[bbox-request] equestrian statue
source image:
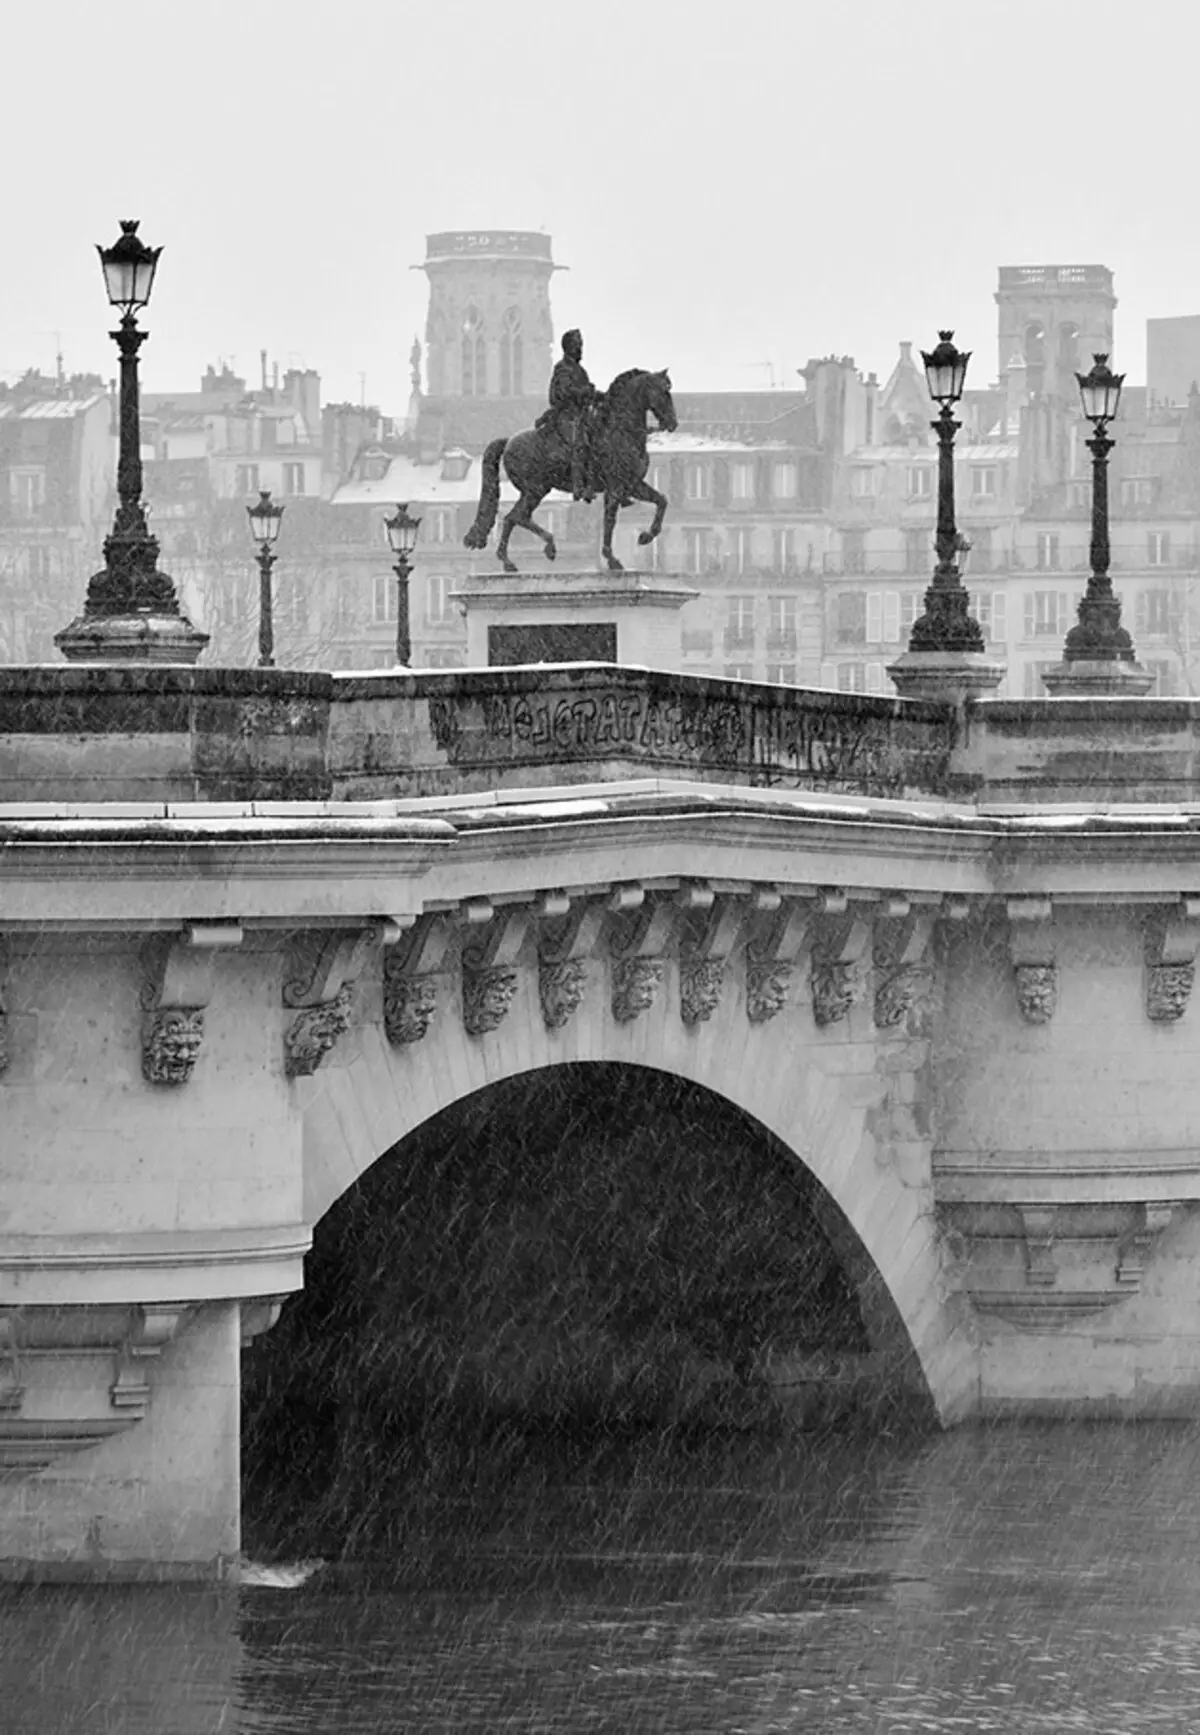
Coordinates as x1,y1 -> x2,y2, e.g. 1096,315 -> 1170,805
463,329 -> 678,573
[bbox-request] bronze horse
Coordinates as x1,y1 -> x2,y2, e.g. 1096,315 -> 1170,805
463,368 -> 678,573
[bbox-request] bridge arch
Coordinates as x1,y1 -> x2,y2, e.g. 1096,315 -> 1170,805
296,968 -> 980,1424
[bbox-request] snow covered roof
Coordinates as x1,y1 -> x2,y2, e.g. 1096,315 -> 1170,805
331,452 -> 518,507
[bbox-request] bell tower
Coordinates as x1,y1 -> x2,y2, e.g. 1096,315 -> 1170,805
995,264 -> 1116,403
995,264 -> 1116,494
418,230 -> 559,407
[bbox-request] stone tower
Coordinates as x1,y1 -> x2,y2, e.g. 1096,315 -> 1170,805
419,231 -> 558,407
995,264 -> 1116,403
996,264 -> 1116,498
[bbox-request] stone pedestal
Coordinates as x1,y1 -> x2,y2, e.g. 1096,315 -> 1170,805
1040,658 -> 1156,697
887,650 -> 1006,704
454,570 -> 698,672
55,610 -> 209,666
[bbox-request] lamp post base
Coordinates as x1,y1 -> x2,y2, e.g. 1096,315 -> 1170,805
887,650 -> 1005,704
1040,658 -> 1155,697
55,610 -> 209,666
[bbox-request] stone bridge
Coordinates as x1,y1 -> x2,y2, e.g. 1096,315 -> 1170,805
5,662 -> 1200,1579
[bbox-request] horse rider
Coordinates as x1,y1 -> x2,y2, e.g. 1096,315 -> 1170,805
536,329 -> 601,501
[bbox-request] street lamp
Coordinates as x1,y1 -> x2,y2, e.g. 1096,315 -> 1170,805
247,490 -> 285,668
1056,353 -> 1141,670
905,331 -> 986,655
383,503 -> 422,666
55,220 -> 208,663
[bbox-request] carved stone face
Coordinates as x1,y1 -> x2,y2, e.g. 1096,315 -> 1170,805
680,959 -> 724,1026
384,974 -> 441,1045
611,958 -> 664,1023
1147,961 -> 1195,1023
874,963 -> 934,1031
1014,962 -> 1057,1024
746,961 -> 792,1024
539,960 -> 587,1031
142,1009 -> 204,1086
462,966 -> 519,1036
811,960 -> 861,1028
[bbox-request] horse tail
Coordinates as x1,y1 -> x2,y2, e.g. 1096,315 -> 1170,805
463,438 -> 507,549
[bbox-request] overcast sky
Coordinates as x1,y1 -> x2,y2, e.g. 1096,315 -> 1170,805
3,0 -> 1196,411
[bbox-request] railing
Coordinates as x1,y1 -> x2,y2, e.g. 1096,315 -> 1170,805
723,629 -> 757,651
765,631 -> 799,654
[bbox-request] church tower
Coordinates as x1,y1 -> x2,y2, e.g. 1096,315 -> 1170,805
417,231 -> 559,449
995,264 -> 1117,494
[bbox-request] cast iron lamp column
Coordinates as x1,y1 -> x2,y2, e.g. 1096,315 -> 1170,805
55,220 -> 208,663
1042,355 -> 1151,694
907,332 -> 985,655
384,503 -> 421,666
247,490 -> 284,668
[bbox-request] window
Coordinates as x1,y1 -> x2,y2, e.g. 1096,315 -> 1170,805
426,507 -> 456,545
683,527 -> 710,573
907,466 -> 932,499
1121,478 -> 1155,508
426,573 -> 455,624
768,594 -> 797,639
1136,588 -> 1178,636
362,456 -> 389,483
773,527 -> 797,573
732,526 -> 755,574
904,528 -> 928,574
651,465 -> 671,496
765,664 -> 797,685
1148,531 -> 1171,566
462,305 -> 486,396
1067,481 -> 1091,510
772,462 -> 798,500
499,306 -> 523,397
283,462 -> 305,496
1035,532 -> 1060,571
731,462 -> 756,501
842,531 -> 866,576
969,589 -> 1009,646
834,590 -> 866,644
837,662 -> 867,693
725,595 -> 755,645
235,463 -> 260,495
684,463 -> 711,501
277,575 -> 308,630
850,467 -> 877,499
899,591 -> 921,634
971,527 -> 994,573
865,662 -> 885,694
26,545 -> 52,581
10,469 -> 45,520
971,467 -> 997,499
373,574 -> 397,622
1024,590 -> 1069,637
724,663 -> 754,681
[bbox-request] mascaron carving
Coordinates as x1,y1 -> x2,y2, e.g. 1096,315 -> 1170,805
384,972 -> 442,1045
142,1008 -> 205,1086
1147,961 -> 1195,1024
811,960 -> 862,1027
462,966 -> 519,1036
612,957 -> 665,1023
284,986 -> 354,1078
539,960 -> 588,1030
0,1011 -> 8,1077
874,962 -> 934,1031
680,959 -> 725,1026
1015,962 -> 1057,1024
746,961 -> 792,1024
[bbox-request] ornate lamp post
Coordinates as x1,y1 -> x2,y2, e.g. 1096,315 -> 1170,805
55,220 -> 208,663
383,503 -> 421,666
908,332 -> 984,655
888,331 -> 1003,701
247,490 -> 285,668
1042,355 -> 1151,695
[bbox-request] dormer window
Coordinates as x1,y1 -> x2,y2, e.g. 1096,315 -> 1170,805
440,449 -> 471,483
361,455 -> 389,482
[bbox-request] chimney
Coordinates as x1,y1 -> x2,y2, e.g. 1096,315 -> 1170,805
260,350 -> 268,393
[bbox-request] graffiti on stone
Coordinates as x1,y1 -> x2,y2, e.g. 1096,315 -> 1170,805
425,682 -> 950,796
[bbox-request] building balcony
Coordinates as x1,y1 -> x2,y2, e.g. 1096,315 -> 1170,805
765,630 -> 798,654
723,630 -> 757,652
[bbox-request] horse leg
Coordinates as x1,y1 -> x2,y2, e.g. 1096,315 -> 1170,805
601,492 -> 623,572
495,506 -> 520,573
626,479 -> 667,547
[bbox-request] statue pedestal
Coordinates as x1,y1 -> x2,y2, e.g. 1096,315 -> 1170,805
453,570 -> 698,672
887,650 -> 1006,704
1040,658 -> 1156,697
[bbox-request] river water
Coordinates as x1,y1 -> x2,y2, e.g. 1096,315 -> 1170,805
6,1421 -> 1200,1733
